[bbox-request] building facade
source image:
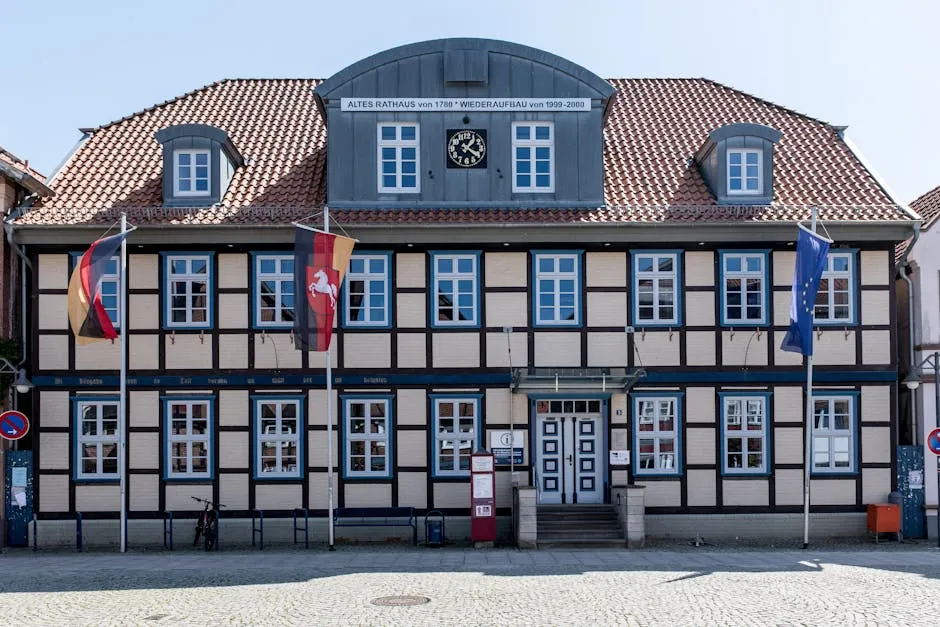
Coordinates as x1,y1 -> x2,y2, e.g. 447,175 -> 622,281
9,39 -> 918,546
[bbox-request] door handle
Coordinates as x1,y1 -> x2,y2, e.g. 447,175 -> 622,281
567,454 -> 573,465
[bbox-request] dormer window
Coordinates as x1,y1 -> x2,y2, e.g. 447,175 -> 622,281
155,124 -> 243,207
174,150 -> 210,196
727,149 -> 762,195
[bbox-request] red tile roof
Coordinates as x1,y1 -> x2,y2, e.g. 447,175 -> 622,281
16,78 -> 909,226
0,146 -> 52,197
910,184 -> 940,231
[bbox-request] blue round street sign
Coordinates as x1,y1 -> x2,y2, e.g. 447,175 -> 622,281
0,410 -> 29,441
928,428 -> 940,456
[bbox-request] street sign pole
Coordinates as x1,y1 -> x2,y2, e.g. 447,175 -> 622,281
927,427 -> 940,549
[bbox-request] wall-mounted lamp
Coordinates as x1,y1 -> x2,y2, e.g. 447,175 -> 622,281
0,357 -> 33,394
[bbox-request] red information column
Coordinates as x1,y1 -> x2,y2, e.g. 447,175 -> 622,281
470,451 -> 496,543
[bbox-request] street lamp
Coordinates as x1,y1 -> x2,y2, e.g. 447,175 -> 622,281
0,357 -> 32,395
902,350 -> 940,548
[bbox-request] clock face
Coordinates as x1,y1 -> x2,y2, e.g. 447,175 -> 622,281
446,129 -> 487,169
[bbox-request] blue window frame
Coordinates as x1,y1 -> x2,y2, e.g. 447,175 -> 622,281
631,251 -> 682,326
162,252 -> 213,329
341,395 -> 394,479
163,396 -> 214,480
430,394 -> 482,477
252,396 -> 304,480
73,396 -> 120,482
252,253 -> 295,328
70,253 -> 120,328
343,252 -> 391,328
719,392 -> 771,475
811,392 -> 858,474
377,123 -> 419,193
431,251 -> 480,328
632,393 -> 683,477
727,149 -> 761,195
719,251 -> 770,326
814,251 -> 857,326
512,122 -> 554,192
532,251 -> 582,327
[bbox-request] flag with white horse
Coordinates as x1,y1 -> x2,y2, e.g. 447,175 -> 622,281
293,227 -> 355,351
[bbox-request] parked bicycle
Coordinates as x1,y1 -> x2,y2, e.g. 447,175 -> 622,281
191,496 -> 225,551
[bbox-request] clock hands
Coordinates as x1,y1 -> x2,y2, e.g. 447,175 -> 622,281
461,142 -> 482,159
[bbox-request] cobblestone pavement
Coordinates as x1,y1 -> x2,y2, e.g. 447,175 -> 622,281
1,544 -> 939,626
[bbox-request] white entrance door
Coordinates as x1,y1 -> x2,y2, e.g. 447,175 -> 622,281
535,402 -> 604,505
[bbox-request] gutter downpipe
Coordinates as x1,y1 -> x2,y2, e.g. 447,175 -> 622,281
899,221 -> 921,444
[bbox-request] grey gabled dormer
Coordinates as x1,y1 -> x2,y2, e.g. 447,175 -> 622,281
694,122 -> 782,205
155,124 -> 244,207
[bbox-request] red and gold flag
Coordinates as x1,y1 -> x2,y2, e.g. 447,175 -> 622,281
293,227 -> 355,351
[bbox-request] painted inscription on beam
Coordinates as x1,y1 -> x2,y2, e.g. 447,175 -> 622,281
340,98 -> 592,112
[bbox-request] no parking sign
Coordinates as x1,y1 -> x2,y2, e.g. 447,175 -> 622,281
0,410 -> 29,441
928,428 -> 940,456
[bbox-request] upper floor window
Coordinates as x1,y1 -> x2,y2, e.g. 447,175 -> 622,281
75,398 -> 119,481
431,396 -> 480,477
533,252 -> 581,326
174,150 -> 210,196
633,395 -> 682,477
727,149 -> 762,195
812,395 -> 856,474
254,254 -> 295,328
344,253 -> 390,328
512,123 -> 553,192
632,251 -> 681,326
720,394 -> 770,475
343,396 -> 392,479
164,254 -> 212,329
431,252 -> 480,327
377,123 -> 419,193
720,251 -> 768,326
254,397 -> 303,479
814,252 -> 856,324
164,398 -> 213,480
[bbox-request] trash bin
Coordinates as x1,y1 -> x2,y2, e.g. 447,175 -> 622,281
424,510 -> 445,547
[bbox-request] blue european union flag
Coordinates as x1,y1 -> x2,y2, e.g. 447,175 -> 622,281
780,226 -> 831,355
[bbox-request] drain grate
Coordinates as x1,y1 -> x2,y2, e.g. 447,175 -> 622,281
370,595 -> 431,607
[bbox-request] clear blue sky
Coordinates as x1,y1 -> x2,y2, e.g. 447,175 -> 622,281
2,0 -> 937,203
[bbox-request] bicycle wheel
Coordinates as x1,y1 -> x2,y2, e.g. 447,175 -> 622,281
193,516 -> 204,548
204,517 -> 217,551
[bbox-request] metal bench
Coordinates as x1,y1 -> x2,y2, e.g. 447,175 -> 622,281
332,506 -> 417,545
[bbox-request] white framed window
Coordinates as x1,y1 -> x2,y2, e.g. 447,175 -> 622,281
254,398 -> 303,479
727,149 -> 762,195
633,252 -> 680,325
344,254 -> 390,327
814,252 -> 855,324
432,253 -> 479,327
75,399 -> 120,481
720,252 -> 768,325
432,396 -> 480,477
164,399 -> 212,480
533,252 -> 580,326
164,254 -> 212,328
254,254 -> 295,327
343,397 -> 392,478
174,149 -> 210,196
512,122 -> 553,192
633,396 -> 681,476
812,395 -> 856,473
377,123 -> 419,193
721,395 -> 769,474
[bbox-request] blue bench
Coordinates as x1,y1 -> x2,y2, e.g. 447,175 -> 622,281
332,506 -> 417,545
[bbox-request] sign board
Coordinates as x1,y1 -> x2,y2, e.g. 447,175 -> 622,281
0,410 -> 29,441
341,97 -> 592,112
609,450 -> 630,465
927,428 -> 940,456
471,455 -> 494,473
489,430 -> 524,465
472,474 -> 494,499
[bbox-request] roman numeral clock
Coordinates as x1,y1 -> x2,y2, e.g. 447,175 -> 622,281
446,129 -> 487,168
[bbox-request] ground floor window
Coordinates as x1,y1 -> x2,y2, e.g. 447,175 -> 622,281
812,394 -> 857,473
343,396 -> 392,478
431,395 -> 481,477
75,398 -> 120,480
254,396 -> 304,479
164,398 -> 213,479
720,393 -> 769,474
632,394 -> 682,476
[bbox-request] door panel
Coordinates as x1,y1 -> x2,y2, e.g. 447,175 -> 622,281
536,416 -> 564,504
536,411 -> 604,505
574,417 -> 602,504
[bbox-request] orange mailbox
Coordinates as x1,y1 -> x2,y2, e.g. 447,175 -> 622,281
470,450 -> 496,543
866,503 -> 901,540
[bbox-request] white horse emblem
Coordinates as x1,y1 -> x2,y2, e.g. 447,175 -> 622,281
308,269 -> 337,309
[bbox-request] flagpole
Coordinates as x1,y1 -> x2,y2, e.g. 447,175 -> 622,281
325,206 -> 336,552
802,207 -> 817,550
119,212 -> 128,553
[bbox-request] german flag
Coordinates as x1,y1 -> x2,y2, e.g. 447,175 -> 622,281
293,227 -> 355,351
67,232 -> 128,345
